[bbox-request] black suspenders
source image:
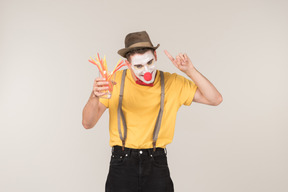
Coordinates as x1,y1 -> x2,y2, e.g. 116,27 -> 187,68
117,69 -> 165,151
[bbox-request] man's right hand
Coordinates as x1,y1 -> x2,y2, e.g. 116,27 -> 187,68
93,77 -> 110,98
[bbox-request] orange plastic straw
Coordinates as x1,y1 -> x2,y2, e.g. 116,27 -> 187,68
89,53 -> 127,81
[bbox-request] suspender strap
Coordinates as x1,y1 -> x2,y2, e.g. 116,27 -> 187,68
153,71 -> 165,151
117,70 -> 165,151
117,69 -> 128,150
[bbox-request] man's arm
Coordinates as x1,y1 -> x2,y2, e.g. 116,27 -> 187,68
164,50 -> 223,106
82,77 -> 109,129
187,68 -> 222,106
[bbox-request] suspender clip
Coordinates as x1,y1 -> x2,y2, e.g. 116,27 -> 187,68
122,140 -> 125,151
153,141 -> 156,152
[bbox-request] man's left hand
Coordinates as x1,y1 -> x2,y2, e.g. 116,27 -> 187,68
164,50 -> 195,75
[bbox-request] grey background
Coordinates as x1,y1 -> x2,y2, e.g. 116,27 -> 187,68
1,0 -> 287,191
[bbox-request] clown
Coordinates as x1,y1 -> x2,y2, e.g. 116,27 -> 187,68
82,31 -> 223,192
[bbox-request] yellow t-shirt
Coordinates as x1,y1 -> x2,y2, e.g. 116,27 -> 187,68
99,69 -> 197,149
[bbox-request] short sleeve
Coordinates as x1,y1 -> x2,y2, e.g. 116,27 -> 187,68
174,74 -> 198,106
99,97 -> 109,108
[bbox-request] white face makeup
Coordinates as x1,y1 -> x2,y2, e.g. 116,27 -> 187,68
130,51 -> 156,84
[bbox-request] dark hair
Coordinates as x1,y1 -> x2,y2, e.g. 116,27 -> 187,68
125,48 -> 154,61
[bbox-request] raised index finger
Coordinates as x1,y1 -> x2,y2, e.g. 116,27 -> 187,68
164,50 -> 175,62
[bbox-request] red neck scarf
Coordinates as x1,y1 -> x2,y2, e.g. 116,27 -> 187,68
136,79 -> 154,87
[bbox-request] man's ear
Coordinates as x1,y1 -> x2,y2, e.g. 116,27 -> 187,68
154,50 -> 158,61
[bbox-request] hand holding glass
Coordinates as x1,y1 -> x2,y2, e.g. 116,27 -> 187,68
98,71 -> 115,99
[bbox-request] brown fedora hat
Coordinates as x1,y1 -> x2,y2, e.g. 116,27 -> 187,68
117,31 -> 160,58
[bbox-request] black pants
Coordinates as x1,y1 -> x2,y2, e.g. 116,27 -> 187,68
105,145 -> 174,192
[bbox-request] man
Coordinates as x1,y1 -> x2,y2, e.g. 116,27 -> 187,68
82,31 -> 222,192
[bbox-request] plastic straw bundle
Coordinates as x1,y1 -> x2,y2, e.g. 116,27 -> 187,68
88,53 -> 127,92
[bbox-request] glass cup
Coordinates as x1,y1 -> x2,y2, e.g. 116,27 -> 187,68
98,71 -> 115,99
